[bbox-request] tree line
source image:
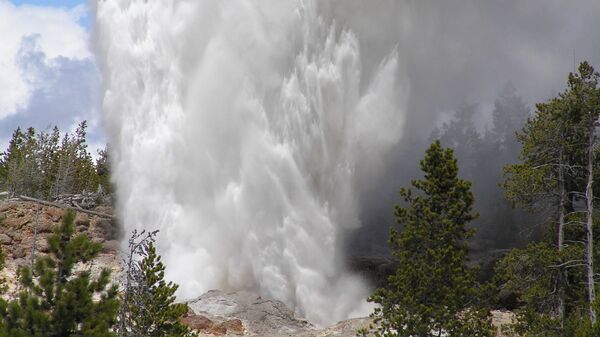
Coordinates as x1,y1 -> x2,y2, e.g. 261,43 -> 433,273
0,211 -> 193,337
0,121 -> 111,199
432,83 -> 533,251
365,62 -> 600,336
2,62 -> 599,336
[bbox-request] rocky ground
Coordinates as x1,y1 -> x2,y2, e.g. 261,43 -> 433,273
0,200 -> 515,336
0,200 -> 121,297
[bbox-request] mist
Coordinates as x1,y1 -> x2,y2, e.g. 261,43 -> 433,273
97,0 -> 409,325
331,0 -> 600,256
95,0 -> 600,326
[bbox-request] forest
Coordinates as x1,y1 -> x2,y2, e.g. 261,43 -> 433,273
1,62 -> 600,336
0,121 -> 111,200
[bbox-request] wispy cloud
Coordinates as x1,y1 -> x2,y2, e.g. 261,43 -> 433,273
0,1 -> 100,148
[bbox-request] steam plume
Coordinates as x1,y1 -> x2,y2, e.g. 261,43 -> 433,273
96,0 -> 407,325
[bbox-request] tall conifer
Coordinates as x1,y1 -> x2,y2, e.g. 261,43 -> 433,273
368,140 -> 492,337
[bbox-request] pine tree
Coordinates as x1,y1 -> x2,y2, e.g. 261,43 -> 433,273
503,97 -> 577,336
0,210 -> 120,337
96,146 -> 112,196
564,62 -> 600,325
120,233 -> 194,337
37,126 -> 61,199
71,121 -> 98,194
1,127 -> 26,195
0,127 -> 23,190
491,83 -> 530,154
500,62 -> 600,336
367,140 -> 492,337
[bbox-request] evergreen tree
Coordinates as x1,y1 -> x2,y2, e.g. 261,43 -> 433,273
367,140 -> 492,337
432,93 -> 531,252
503,97 -> 577,336
564,62 -> 600,325
96,146 -> 112,196
71,121 -> 98,194
1,127 -> 26,195
500,62 -> 600,336
120,233 -> 194,337
491,83 -> 530,154
37,126 -> 61,198
0,210 -> 120,337
0,122 -> 110,199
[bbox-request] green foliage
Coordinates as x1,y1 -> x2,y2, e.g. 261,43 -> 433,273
95,146 -> 113,196
0,122 -> 110,199
496,234 -> 600,337
503,97 -> 567,212
121,240 -> 194,337
368,140 -> 493,337
0,210 -> 120,337
432,86 -> 532,250
499,61 -> 600,336
497,242 -> 578,336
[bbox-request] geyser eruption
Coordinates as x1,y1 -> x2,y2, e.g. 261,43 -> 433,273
96,0 -> 407,325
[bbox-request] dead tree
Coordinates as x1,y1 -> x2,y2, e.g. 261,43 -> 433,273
117,229 -> 159,337
584,125 -> 597,325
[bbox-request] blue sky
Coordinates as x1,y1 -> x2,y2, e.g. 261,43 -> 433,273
0,0 -> 102,151
10,0 -> 84,6
10,0 -> 91,27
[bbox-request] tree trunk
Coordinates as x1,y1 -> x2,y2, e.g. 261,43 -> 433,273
585,129 -> 596,325
118,248 -> 135,337
558,149 -> 566,335
18,195 -> 114,219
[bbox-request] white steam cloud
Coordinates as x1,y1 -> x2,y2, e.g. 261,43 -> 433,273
96,0 -> 407,325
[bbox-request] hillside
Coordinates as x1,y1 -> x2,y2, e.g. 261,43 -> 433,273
0,199 -> 121,296
0,200 -> 513,336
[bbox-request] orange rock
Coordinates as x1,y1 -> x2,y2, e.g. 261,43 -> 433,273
45,208 -> 64,222
181,314 -> 214,330
219,319 -> 244,335
208,324 -> 227,336
3,216 -> 31,230
75,213 -> 90,227
38,219 -> 55,233
180,314 -> 242,336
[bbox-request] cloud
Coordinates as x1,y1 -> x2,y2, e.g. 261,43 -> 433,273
0,1 -> 100,147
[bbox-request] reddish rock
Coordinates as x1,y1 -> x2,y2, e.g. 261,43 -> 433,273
38,220 -> 55,233
14,258 -> 28,268
208,325 -> 227,336
180,314 -> 243,336
10,232 -> 22,242
75,213 -> 90,227
219,319 -> 244,335
12,246 -> 26,259
0,233 -> 12,244
181,314 -> 220,333
4,216 -> 31,230
45,208 -> 64,222
19,217 -> 31,229
38,240 -> 50,253
0,203 -> 15,213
